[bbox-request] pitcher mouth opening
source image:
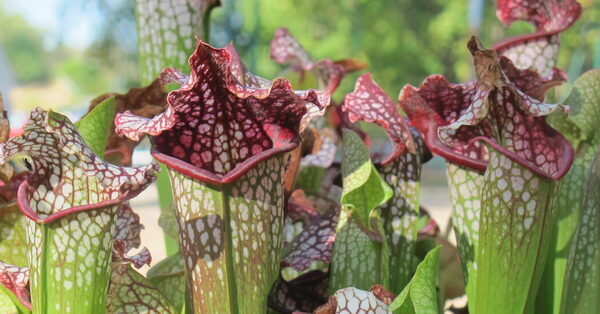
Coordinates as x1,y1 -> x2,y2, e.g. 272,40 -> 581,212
468,134 -> 574,181
150,138 -> 300,185
16,181 -> 126,224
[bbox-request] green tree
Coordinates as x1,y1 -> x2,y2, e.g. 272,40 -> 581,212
0,4 -> 50,83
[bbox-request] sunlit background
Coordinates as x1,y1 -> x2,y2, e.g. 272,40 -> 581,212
2,0 -> 599,112
1,0 -> 598,267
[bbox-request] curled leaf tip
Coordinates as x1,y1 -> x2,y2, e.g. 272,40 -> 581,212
333,58 -> 368,73
493,0 -> 582,74
0,108 -> 159,222
114,202 -> 144,251
113,240 -> 152,269
225,42 -> 272,90
159,67 -> 190,87
343,73 -> 416,164
498,56 -> 567,101
418,209 -> 440,240
470,36 -> 567,97
270,27 -> 314,70
270,27 -> 364,94
115,40 -> 327,184
496,0 -> 581,31
468,36 -> 507,90
298,90 -> 331,132
115,106 -> 177,142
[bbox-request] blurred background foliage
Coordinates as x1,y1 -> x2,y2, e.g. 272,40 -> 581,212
0,0 -> 598,113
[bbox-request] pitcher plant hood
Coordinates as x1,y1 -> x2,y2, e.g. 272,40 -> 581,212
399,37 -> 571,179
0,108 -> 159,223
115,40 -> 329,184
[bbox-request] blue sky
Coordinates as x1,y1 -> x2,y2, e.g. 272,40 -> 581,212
5,0 -> 97,49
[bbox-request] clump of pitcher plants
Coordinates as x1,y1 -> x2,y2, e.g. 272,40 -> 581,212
0,0 -> 597,313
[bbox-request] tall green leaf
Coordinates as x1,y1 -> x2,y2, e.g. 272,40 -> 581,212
75,96 -> 115,157
389,246 -> 441,314
553,70 -> 600,314
403,38 -> 573,314
341,73 -> 429,293
560,149 -> 600,313
339,129 -> 393,226
330,129 -> 392,292
539,69 -> 600,313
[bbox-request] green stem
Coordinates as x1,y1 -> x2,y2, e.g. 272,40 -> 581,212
222,186 -> 239,314
203,3 -> 218,44
331,130 -> 392,293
